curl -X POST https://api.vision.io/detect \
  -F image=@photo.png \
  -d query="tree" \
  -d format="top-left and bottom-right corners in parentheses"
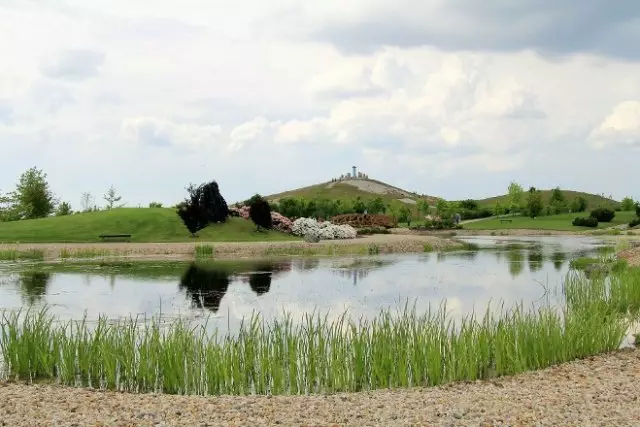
top-left (55, 202), bottom-right (73, 216)
top-left (621, 197), bottom-right (636, 211)
top-left (398, 206), bottom-right (412, 226)
top-left (416, 199), bottom-right (430, 217)
top-left (507, 182), bottom-right (524, 212)
top-left (459, 199), bottom-right (478, 210)
top-left (526, 187), bottom-right (544, 218)
top-left (570, 196), bottom-right (588, 213)
top-left (493, 201), bottom-right (506, 216)
top-left (248, 194), bottom-right (272, 231)
top-left (11, 167), bottom-right (56, 219)
top-left (176, 180), bottom-right (229, 236)
top-left (103, 185), bottom-right (123, 209)
top-left (550, 187), bottom-right (565, 204)
top-left (436, 198), bottom-right (448, 217)
top-left (367, 197), bottom-right (386, 214)
top-left (636, 202), bottom-right (640, 218)
top-left (149, 202), bottom-right (163, 208)
top-left (80, 192), bottom-right (96, 212)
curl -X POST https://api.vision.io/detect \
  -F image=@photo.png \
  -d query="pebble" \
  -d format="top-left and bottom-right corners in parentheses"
top-left (0, 349), bottom-right (639, 426)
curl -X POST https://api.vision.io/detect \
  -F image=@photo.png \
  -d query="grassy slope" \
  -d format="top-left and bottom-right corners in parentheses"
top-left (0, 208), bottom-right (299, 243)
top-left (462, 211), bottom-right (637, 231)
top-left (474, 190), bottom-right (619, 209)
top-left (265, 180), bottom-right (439, 205)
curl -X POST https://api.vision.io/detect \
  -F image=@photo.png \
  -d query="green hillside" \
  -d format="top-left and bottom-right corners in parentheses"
top-left (265, 178), bottom-right (439, 205)
top-left (473, 190), bottom-right (619, 210)
top-left (0, 208), bottom-right (299, 243)
top-left (462, 211), bottom-right (636, 231)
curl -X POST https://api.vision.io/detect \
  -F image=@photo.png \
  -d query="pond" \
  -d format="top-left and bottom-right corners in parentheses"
top-left (0, 236), bottom-right (612, 335)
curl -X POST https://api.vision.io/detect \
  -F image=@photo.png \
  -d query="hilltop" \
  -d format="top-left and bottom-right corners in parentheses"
top-left (265, 178), bottom-right (439, 206)
top-left (474, 190), bottom-right (620, 209)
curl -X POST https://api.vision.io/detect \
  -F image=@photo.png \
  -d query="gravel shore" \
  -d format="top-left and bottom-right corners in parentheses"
top-left (0, 348), bottom-right (638, 426)
top-left (0, 234), bottom-right (460, 261)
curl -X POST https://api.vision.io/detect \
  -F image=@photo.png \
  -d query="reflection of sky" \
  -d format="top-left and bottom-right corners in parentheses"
top-left (0, 236), bottom-right (606, 336)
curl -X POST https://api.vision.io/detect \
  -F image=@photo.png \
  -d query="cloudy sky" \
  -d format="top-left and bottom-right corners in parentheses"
top-left (1, 0), bottom-right (639, 208)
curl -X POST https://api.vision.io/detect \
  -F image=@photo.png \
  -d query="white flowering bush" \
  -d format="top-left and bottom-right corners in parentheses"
top-left (292, 217), bottom-right (357, 240)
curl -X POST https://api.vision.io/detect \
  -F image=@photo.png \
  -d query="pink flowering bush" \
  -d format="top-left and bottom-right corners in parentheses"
top-left (229, 205), bottom-right (293, 233)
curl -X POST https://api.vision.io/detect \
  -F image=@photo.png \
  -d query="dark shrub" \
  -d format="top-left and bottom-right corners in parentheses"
top-left (572, 216), bottom-right (599, 227)
top-left (630, 217), bottom-right (640, 228)
top-left (176, 180), bottom-right (229, 235)
top-left (459, 199), bottom-right (478, 210)
top-left (356, 227), bottom-right (391, 235)
top-left (636, 202), bottom-right (640, 218)
top-left (248, 195), bottom-right (272, 230)
top-left (590, 208), bottom-right (615, 222)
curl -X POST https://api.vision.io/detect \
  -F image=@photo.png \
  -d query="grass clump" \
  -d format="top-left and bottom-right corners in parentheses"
top-left (195, 244), bottom-right (214, 258)
top-left (0, 249), bottom-right (44, 261)
top-left (1, 268), bottom-right (637, 396)
top-left (59, 248), bottom-right (113, 259)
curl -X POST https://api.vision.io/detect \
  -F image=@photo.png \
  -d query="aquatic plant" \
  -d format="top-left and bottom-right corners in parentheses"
top-left (1, 268), bottom-right (637, 396)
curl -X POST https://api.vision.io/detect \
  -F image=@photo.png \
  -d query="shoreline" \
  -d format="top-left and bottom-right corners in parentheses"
top-left (0, 348), bottom-right (638, 426)
top-left (0, 234), bottom-right (463, 262)
top-left (1, 229), bottom-right (638, 263)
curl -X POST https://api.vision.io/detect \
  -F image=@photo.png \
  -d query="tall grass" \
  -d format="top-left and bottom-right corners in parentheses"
top-left (0, 249), bottom-right (44, 261)
top-left (59, 248), bottom-right (114, 259)
top-left (195, 244), bottom-right (214, 258)
top-left (2, 269), bottom-right (637, 396)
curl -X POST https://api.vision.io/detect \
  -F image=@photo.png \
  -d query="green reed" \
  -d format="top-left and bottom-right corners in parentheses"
top-left (0, 249), bottom-right (44, 261)
top-left (2, 268), bottom-right (637, 396)
top-left (195, 244), bottom-right (214, 258)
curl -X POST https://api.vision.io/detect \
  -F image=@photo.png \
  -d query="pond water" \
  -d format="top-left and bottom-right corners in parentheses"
top-left (0, 236), bottom-right (612, 335)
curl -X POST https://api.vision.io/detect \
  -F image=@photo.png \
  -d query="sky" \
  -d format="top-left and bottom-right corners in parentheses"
top-left (1, 0), bottom-right (639, 208)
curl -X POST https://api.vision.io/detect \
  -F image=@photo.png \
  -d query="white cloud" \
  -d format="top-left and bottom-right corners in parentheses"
top-left (1, 0), bottom-right (640, 205)
top-left (589, 101), bottom-right (640, 149)
top-left (119, 117), bottom-right (222, 151)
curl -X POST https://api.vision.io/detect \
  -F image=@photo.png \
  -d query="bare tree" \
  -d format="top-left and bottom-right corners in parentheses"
top-left (103, 185), bottom-right (123, 209)
top-left (80, 192), bottom-right (95, 212)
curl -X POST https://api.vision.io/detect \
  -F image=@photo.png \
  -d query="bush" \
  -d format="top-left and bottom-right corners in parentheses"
top-left (356, 227), bottom-right (391, 235)
top-left (149, 202), bottom-right (163, 208)
top-left (176, 180), bottom-right (229, 235)
top-left (590, 208), bottom-right (615, 223)
top-left (248, 195), bottom-right (273, 230)
top-left (572, 216), bottom-right (599, 227)
top-left (636, 202), bottom-right (640, 218)
top-left (630, 217), bottom-right (640, 228)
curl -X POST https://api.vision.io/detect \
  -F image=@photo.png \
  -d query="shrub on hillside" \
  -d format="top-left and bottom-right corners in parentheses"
top-left (459, 208), bottom-right (493, 220)
top-left (629, 217), bottom-right (640, 228)
top-left (248, 195), bottom-right (272, 231)
top-left (176, 180), bottom-right (229, 236)
top-left (331, 213), bottom-right (396, 228)
top-left (590, 208), bottom-right (615, 222)
top-left (570, 197), bottom-right (588, 213)
top-left (572, 216), bottom-right (599, 227)
top-left (636, 202), bottom-right (640, 218)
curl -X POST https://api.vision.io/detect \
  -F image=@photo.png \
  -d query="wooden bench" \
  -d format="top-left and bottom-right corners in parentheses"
top-left (99, 234), bottom-right (132, 241)
top-left (499, 219), bottom-right (512, 224)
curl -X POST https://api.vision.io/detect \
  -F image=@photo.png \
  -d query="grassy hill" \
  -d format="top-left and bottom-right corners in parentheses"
top-left (474, 190), bottom-right (620, 210)
top-left (265, 178), bottom-right (440, 205)
top-left (0, 208), bottom-right (299, 243)
top-left (462, 211), bottom-right (636, 231)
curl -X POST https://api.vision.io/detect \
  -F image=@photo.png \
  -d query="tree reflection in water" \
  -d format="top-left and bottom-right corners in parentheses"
top-left (179, 262), bottom-right (290, 313)
top-left (18, 271), bottom-right (51, 305)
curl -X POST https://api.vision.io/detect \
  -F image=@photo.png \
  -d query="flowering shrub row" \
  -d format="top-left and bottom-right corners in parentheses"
top-left (291, 217), bottom-right (357, 240)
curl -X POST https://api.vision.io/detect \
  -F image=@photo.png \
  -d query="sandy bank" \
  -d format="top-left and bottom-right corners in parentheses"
top-left (0, 234), bottom-right (460, 262)
top-left (0, 348), bottom-right (638, 426)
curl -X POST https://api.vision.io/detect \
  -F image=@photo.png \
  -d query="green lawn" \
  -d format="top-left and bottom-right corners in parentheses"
top-left (0, 208), bottom-right (300, 243)
top-left (462, 211), bottom-right (637, 231)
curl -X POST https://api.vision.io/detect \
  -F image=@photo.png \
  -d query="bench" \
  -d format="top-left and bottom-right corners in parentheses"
top-left (99, 234), bottom-right (132, 241)
top-left (499, 219), bottom-right (512, 223)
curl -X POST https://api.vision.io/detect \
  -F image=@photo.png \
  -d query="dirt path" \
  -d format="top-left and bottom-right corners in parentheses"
top-left (0, 234), bottom-right (460, 261)
top-left (0, 348), bottom-right (638, 426)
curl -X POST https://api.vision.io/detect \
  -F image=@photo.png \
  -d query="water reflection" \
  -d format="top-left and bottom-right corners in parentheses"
top-left (507, 250), bottom-right (525, 278)
top-left (178, 264), bottom-right (230, 313)
top-left (551, 251), bottom-right (566, 271)
top-left (18, 271), bottom-right (51, 304)
top-left (527, 249), bottom-right (544, 273)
